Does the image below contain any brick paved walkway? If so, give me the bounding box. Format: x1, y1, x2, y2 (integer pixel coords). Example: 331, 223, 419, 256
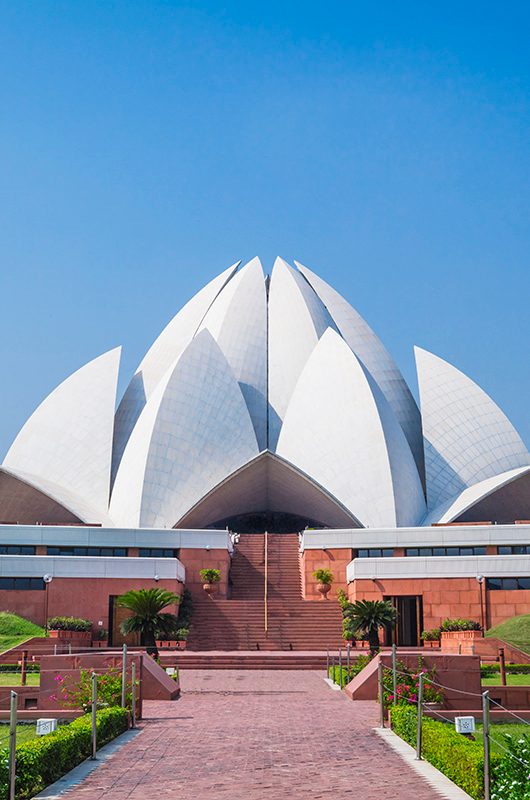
64, 670, 441, 799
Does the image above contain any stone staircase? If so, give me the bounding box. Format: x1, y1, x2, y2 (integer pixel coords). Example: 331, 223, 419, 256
187, 533, 343, 651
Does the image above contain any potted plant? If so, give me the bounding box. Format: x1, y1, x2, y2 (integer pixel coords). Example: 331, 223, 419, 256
421, 628, 441, 649
176, 628, 189, 649
313, 568, 334, 599
200, 568, 221, 595
93, 628, 108, 648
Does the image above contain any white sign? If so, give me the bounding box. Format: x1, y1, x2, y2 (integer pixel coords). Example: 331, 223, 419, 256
36, 718, 58, 736
455, 716, 476, 734
165, 667, 176, 676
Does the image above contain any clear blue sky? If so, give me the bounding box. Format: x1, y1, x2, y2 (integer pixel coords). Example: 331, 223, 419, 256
1, 2, 530, 455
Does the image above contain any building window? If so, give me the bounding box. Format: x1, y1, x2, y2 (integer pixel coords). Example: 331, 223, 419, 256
486, 577, 530, 590
138, 548, 179, 559
0, 545, 36, 555
0, 577, 45, 590
405, 546, 487, 557
47, 546, 128, 557
498, 545, 530, 555
356, 548, 394, 558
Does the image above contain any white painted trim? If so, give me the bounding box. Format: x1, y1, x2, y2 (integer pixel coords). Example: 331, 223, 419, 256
0, 525, 232, 551
301, 523, 530, 551
0, 555, 185, 581
347, 554, 530, 582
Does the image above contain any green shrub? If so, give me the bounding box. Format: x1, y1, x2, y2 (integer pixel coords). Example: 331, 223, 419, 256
0, 664, 39, 674
383, 658, 442, 707
440, 618, 482, 632
176, 588, 193, 628
47, 617, 92, 632
481, 663, 530, 677
390, 706, 501, 799
328, 654, 372, 685
491, 732, 530, 800
312, 568, 334, 584
176, 628, 189, 640
0, 707, 128, 799
199, 569, 221, 583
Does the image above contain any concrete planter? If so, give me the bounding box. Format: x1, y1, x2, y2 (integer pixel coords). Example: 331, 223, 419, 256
422, 640, 441, 649
156, 640, 187, 650
441, 630, 483, 654
49, 630, 92, 642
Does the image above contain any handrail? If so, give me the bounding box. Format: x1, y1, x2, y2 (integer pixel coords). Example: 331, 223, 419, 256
264, 531, 268, 636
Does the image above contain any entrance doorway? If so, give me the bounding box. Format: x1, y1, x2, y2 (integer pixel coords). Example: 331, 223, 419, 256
108, 596, 140, 648
384, 595, 423, 646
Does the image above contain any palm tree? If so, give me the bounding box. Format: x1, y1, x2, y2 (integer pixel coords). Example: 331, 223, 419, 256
118, 588, 180, 658
348, 599, 397, 656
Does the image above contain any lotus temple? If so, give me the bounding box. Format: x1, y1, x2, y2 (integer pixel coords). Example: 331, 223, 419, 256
1, 257, 530, 648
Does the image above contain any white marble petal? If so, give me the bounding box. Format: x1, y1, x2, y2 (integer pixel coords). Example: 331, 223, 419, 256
177, 452, 360, 529
198, 258, 268, 449
277, 329, 426, 528
110, 330, 259, 528
268, 257, 337, 449
415, 347, 530, 510
4, 348, 121, 516
295, 260, 424, 481
423, 466, 530, 526
111, 262, 239, 480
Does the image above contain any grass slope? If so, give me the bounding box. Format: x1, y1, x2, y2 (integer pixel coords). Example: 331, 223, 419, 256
482, 674, 530, 686
0, 612, 44, 653
486, 614, 530, 654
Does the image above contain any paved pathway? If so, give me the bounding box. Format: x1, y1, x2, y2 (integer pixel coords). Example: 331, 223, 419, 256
63, 670, 441, 799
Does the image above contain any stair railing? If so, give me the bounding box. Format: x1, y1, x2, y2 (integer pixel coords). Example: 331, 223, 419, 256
264, 530, 268, 636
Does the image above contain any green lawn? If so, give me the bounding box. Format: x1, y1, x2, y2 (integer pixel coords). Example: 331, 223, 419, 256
0, 724, 38, 747
474, 722, 530, 754
482, 673, 530, 686
0, 612, 44, 654
486, 614, 530, 655
0, 673, 40, 686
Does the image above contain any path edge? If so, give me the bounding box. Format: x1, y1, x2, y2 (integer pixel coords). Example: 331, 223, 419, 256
33, 727, 143, 799
374, 727, 475, 800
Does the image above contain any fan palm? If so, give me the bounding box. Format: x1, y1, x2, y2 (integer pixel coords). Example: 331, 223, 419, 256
118, 588, 180, 658
348, 599, 397, 656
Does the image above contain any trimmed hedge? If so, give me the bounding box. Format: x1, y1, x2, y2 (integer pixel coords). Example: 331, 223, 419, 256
0, 664, 39, 674
481, 663, 530, 677
47, 616, 92, 632
0, 707, 128, 799
390, 706, 501, 799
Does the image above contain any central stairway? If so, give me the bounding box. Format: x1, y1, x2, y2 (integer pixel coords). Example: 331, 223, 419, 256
186, 533, 343, 651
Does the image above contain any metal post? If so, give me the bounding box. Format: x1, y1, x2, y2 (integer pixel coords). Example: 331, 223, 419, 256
347, 644, 350, 674
8, 691, 17, 800
416, 672, 424, 760
326, 648, 329, 676
483, 691, 491, 800
68, 642, 72, 655
499, 648, 507, 687
339, 648, 343, 689
54, 643, 57, 656
331, 653, 336, 683
131, 661, 136, 729
121, 643, 127, 707
378, 660, 385, 728
20, 650, 27, 687
91, 672, 97, 759
391, 643, 397, 706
